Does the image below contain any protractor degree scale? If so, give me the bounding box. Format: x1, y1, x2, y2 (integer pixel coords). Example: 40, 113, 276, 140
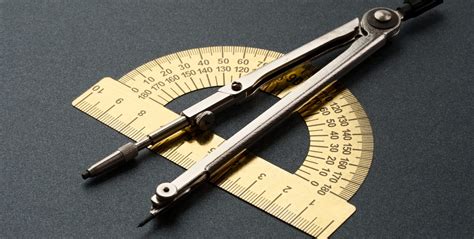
73, 46, 374, 238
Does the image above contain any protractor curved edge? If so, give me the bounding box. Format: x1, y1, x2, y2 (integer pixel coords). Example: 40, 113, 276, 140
116, 46, 374, 201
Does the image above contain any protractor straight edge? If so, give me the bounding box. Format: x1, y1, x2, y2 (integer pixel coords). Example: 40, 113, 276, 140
72, 46, 374, 238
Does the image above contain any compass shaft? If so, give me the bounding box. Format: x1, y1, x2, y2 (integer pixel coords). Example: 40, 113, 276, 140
82, 116, 188, 179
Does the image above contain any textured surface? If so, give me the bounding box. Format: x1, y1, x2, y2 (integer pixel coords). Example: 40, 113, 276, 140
1, 0, 473, 238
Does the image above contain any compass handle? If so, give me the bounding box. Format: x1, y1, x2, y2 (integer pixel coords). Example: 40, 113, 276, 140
397, 0, 443, 20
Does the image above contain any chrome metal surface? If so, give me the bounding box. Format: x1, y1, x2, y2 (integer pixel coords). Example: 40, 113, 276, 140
147, 116, 189, 144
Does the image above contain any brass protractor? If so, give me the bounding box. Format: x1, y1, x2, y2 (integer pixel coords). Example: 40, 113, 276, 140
73, 46, 373, 238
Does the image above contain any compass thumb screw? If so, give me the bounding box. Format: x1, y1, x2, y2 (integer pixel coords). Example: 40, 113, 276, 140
195, 111, 215, 130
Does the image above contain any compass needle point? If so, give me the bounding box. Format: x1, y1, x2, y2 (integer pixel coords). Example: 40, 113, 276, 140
137, 213, 156, 228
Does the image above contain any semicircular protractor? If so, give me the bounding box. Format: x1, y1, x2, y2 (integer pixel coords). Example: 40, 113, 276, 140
72, 46, 374, 238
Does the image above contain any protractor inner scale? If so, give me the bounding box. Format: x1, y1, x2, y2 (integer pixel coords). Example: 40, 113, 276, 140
73, 46, 374, 238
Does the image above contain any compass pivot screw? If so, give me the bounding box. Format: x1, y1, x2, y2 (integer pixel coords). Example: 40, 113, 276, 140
231, 81, 242, 91
155, 182, 178, 201
374, 9, 392, 22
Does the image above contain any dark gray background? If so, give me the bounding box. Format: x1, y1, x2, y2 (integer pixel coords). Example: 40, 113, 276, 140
1, 0, 473, 238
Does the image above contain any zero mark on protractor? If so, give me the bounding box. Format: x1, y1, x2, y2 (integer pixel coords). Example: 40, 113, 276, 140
72, 46, 374, 238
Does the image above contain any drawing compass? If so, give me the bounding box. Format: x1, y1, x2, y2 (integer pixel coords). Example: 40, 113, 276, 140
73, 1, 443, 237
